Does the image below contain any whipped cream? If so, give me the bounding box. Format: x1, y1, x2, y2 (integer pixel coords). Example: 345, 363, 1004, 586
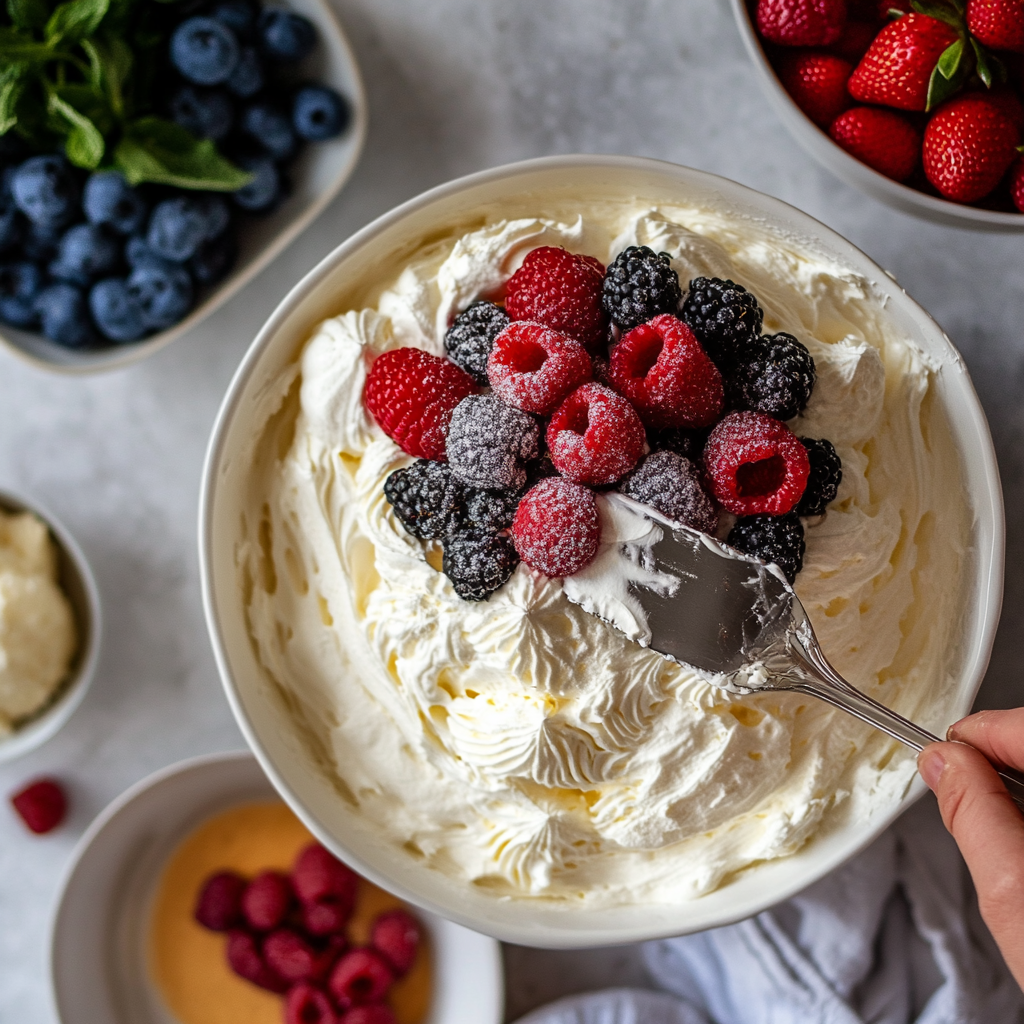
241, 205, 969, 903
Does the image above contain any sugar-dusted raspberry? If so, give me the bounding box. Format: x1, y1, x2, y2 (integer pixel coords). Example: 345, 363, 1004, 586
728, 512, 805, 584
446, 395, 540, 491
797, 437, 842, 515
487, 321, 592, 415
681, 277, 763, 370
241, 871, 294, 931
463, 487, 521, 533
293, 844, 359, 906
619, 451, 718, 534
225, 929, 289, 992
704, 411, 810, 516
365, 347, 476, 460
339, 1007, 397, 1024
505, 246, 608, 350
384, 460, 464, 540
546, 383, 645, 486
607, 314, 723, 429
329, 948, 395, 1009
512, 477, 601, 578
601, 246, 683, 331
371, 909, 420, 974
730, 332, 816, 421
444, 300, 510, 383
194, 871, 246, 931
285, 982, 337, 1024
442, 529, 519, 601
9, 777, 67, 834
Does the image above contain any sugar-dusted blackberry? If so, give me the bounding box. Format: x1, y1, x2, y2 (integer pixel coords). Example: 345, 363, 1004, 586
728, 512, 805, 584
442, 529, 519, 600
446, 395, 540, 491
649, 426, 709, 462
601, 246, 682, 331
797, 437, 842, 516
464, 488, 521, 533
681, 277, 763, 369
444, 301, 510, 384
620, 451, 718, 534
384, 460, 463, 540
732, 333, 815, 421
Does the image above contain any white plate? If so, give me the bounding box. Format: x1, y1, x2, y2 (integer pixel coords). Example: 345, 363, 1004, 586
49, 752, 504, 1024
0, 0, 368, 374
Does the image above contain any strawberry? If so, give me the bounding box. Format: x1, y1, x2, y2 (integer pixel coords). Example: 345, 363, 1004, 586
966, 0, 1024, 53
778, 51, 855, 126
923, 93, 1021, 200
757, 0, 848, 46
847, 13, 960, 110
1010, 155, 1024, 210
829, 20, 880, 60
829, 106, 922, 179
978, 86, 1024, 127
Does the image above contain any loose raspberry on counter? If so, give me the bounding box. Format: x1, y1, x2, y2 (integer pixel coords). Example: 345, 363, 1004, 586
285, 981, 338, 1024
9, 777, 67, 834
512, 477, 601, 578
681, 278, 763, 370
730, 332, 816, 421
194, 870, 246, 931
339, 1006, 397, 1024
329, 947, 395, 1008
226, 929, 290, 992
728, 512, 806, 583
446, 395, 540, 491
505, 246, 608, 350
371, 909, 421, 975
263, 927, 330, 983
619, 451, 719, 535
384, 460, 464, 540
546, 383, 646, 486
302, 898, 352, 937
487, 321, 592, 415
777, 51, 853, 128
829, 107, 921, 182
442, 529, 520, 601
797, 437, 843, 515
241, 870, 294, 931
704, 411, 810, 516
365, 347, 476, 460
601, 246, 683, 331
607, 314, 724, 429
444, 301, 510, 384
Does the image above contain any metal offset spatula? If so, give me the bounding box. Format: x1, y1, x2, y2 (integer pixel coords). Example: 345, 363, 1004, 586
564, 493, 1024, 810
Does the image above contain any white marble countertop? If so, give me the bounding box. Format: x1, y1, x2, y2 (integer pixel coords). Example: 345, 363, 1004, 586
2, 1, 1023, 1020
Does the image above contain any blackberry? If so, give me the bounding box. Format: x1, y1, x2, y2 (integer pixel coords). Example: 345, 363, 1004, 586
446, 395, 540, 491
464, 488, 520, 533
620, 451, 718, 534
681, 277, 763, 369
442, 529, 519, 601
731, 333, 815, 421
649, 426, 708, 462
601, 246, 682, 331
797, 437, 842, 516
728, 512, 805, 584
384, 460, 463, 540
444, 301, 510, 384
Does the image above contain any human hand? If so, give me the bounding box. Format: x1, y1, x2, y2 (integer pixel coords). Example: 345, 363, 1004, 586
918, 708, 1024, 989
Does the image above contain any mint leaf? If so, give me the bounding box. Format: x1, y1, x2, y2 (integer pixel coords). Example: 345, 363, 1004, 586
47, 88, 104, 167
0, 26, 58, 63
46, 0, 110, 44
7, 0, 50, 30
114, 117, 253, 190
83, 34, 132, 114
937, 38, 963, 80
0, 72, 25, 134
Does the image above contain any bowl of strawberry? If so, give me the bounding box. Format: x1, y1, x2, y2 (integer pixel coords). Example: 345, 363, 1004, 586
733, 0, 1024, 229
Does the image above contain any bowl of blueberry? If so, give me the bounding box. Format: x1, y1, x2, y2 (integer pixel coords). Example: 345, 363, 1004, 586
0, 0, 366, 373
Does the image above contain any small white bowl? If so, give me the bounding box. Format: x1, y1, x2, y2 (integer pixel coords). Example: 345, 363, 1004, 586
50, 751, 504, 1024
0, 0, 368, 375
730, 0, 1024, 232
0, 487, 101, 762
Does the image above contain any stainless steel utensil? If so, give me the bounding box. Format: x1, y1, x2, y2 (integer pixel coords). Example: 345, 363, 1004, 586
564, 493, 1024, 809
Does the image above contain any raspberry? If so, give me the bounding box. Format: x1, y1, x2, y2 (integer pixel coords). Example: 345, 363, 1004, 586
328, 948, 395, 1009
463, 487, 521, 532
285, 982, 337, 1024
444, 301, 510, 384
264, 928, 332, 983
442, 529, 519, 601
649, 426, 708, 461
601, 246, 682, 331
241, 871, 294, 931
619, 452, 718, 534
365, 347, 476, 460
303, 898, 352, 937
339, 1008, 397, 1024
505, 246, 608, 350
293, 844, 359, 906
225, 929, 289, 992
371, 909, 421, 974
384, 460, 464, 540
704, 411, 810, 516
728, 513, 806, 583
512, 477, 601, 578
729, 332, 816, 420
797, 437, 843, 515
194, 871, 246, 931
9, 777, 67, 834
607, 314, 724, 429
681, 277, 764, 370
446, 395, 540, 490
546, 383, 645, 486
777, 51, 853, 128
487, 321, 592, 415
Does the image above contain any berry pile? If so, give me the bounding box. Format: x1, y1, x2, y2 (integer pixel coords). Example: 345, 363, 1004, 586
756, 0, 1024, 211
367, 244, 845, 597
193, 841, 419, 1024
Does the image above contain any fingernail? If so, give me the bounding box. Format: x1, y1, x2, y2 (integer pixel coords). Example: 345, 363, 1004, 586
918, 748, 947, 790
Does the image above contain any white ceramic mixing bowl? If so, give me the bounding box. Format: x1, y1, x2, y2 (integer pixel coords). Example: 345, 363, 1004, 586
199, 155, 1004, 947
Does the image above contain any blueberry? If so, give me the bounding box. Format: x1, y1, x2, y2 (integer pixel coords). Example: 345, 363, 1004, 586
127, 263, 193, 329
34, 282, 95, 347
211, 0, 257, 39
169, 86, 235, 141
0, 261, 44, 328
21, 219, 63, 262
232, 156, 279, 211
147, 195, 229, 262
11, 156, 79, 226
188, 231, 236, 285
49, 224, 120, 285
227, 46, 264, 98
171, 16, 240, 86
240, 103, 296, 160
292, 86, 349, 140
125, 234, 173, 270
89, 278, 148, 343
0, 192, 23, 254
83, 172, 148, 235
258, 9, 316, 61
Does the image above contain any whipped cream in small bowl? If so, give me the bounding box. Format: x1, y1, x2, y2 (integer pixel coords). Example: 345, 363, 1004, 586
200, 155, 1003, 947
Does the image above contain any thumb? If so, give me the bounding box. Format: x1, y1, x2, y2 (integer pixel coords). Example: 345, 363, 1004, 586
919, 740, 1024, 988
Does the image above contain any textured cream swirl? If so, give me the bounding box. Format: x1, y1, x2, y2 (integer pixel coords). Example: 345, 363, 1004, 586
242, 207, 969, 904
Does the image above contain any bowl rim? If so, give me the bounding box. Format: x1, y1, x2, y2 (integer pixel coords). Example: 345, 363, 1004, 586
198, 153, 1005, 947
0, 0, 369, 377
0, 485, 102, 762
729, 0, 1024, 232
